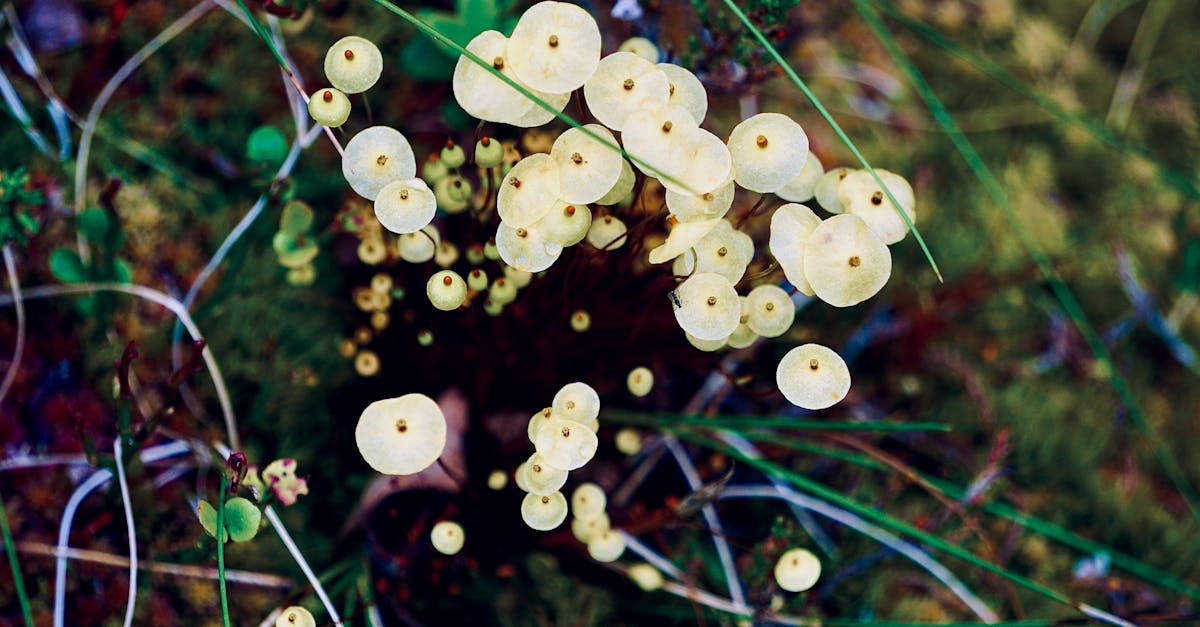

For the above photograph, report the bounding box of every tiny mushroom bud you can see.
[430,520,465,555]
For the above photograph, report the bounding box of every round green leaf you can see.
[78,208,110,244]
[224,497,262,543]
[246,126,288,164]
[49,248,87,284]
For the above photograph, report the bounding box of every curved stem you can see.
[113,439,137,627]
[0,246,24,406]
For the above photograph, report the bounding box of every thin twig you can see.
[17,541,294,587]
[0,246,24,406]
[113,439,137,627]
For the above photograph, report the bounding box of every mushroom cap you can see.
[307,88,351,128]
[375,178,436,234]
[426,270,467,311]
[522,452,569,495]
[534,418,599,470]
[745,284,796,338]
[727,321,759,349]
[769,203,822,296]
[430,521,465,555]
[571,483,608,520]
[342,126,416,201]
[671,272,740,340]
[626,366,654,397]
[324,36,382,94]
[586,529,626,562]
[507,89,572,128]
[776,344,851,410]
[628,563,665,591]
[527,407,560,443]
[276,606,316,627]
[551,124,624,204]
[552,381,601,422]
[496,221,563,272]
[452,30,534,124]
[507,1,602,93]
[727,113,809,193]
[684,330,727,352]
[775,151,825,203]
[838,169,915,245]
[521,490,569,531]
[618,36,659,62]
[488,276,518,306]
[647,217,721,265]
[814,167,852,214]
[355,393,448,475]
[571,512,611,543]
[622,105,699,184]
[614,428,642,455]
[583,52,670,131]
[585,215,628,250]
[774,548,822,592]
[594,158,636,206]
[498,153,561,228]
[692,220,755,283]
[657,62,708,123]
[802,214,892,307]
[665,178,735,222]
[539,201,593,247]
[658,128,732,196]
[397,225,440,264]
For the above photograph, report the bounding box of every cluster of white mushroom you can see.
[514,382,601,532]
[568,482,626,563]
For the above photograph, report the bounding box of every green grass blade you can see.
[877,0,1200,202]
[216,478,231,627]
[0,488,35,627]
[854,0,1200,528]
[602,409,950,433]
[231,0,291,74]
[717,0,943,283]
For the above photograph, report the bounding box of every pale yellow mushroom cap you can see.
[307,88,351,128]
[647,217,721,265]
[727,113,809,193]
[665,178,735,222]
[496,221,563,272]
[397,225,440,264]
[774,548,821,592]
[375,178,436,235]
[514,461,530,491]
[594,158,636,206]
[522,452,568,495]
[684,330,727,352]
[658,128,732,196]
[521,491,569,531]
[583,52,670,131]
[507,89,572,128]
[727,320,759,349]
[539,201,593,247]
[615,427,643,455]
[657,62,708,123]
[776,151,825,203]
[488,276,518,306]
[355,393,447,475]
[488,469,508,490]
[838,169,915,245]
[628,563,665,591]
[507,1,602,93]
[768,203,822,296]
[571,482,607,520]
[626,366,654,397]
[430,521,465,555]
[276,606,315,627]
[498,153,561,228]
[586,529,626,562]
[324,36,382,94]
[586,215,628,250]
[815,167,852,213]
[527,407,560,443]
[692,220,755,283]
[776,344,850,410]
[342,126,417,201]
[622,105,699,184]
[671,272,740,341]
[802,214,892,307]
[534,418,599,471]
[571,512,611,543]
[552,381,601,422]
[618,36,659,62]
[745,284,795,338]
[452,30,535,124]
[551,124,624,204]
[426,270,467,311]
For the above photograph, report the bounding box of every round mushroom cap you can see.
[324,36,383,94]
[521,491,569,531]
[507,1,602,93]
[426,270,467,311]
[553,381,601,422]
[745,284,796,338]
[452,30,535,125]
[838,169,915,244]
[498,153,561,228]
[769,203,823,296]
[586,215,628,250]
[628,563,665,591]
[522,452,569,495]
[594,158,636,206]
[586,529,626,562]
[671,272,740,341]
[665,178,735,222]
[488,277,518,306]
[539,201,593,247]
[614,428,642,455]
[774,548,821,592]
[626,366,654,397]
[571,512,611,543]
[657,63,708,123]
[535,418,599,471]
[571,483,607,520]
[375,178,436,234]
[430,521,465,555]
[355,393,448,475]
[776,344,851,410]
[622,105,699,184]
[802,214,892,307]
[647,217,721,265]
[583,52,670,131]
[551,124,624,204]
[507,89,572,128]
[342,126,417,201]
[692,220,755,283]
[527,407,559,443]
[684,330,727,352]
[276,606,316,627]
[727,113,809,193]
[618,36,659,62]
[776,151,824,203]
[814,167,852,213]
[727,320,759,349]
[659,128,732,196]
[397,225,440,263]
[496,221,563,272]
[307,88,351,128]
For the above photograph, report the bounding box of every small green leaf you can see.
[49,248,87,284]
[113,258,132,283]
[246,126,288,164]
[280,200,314,236]
[78,208,110,244]
[224,497,262,542]
[197,499,229,542]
